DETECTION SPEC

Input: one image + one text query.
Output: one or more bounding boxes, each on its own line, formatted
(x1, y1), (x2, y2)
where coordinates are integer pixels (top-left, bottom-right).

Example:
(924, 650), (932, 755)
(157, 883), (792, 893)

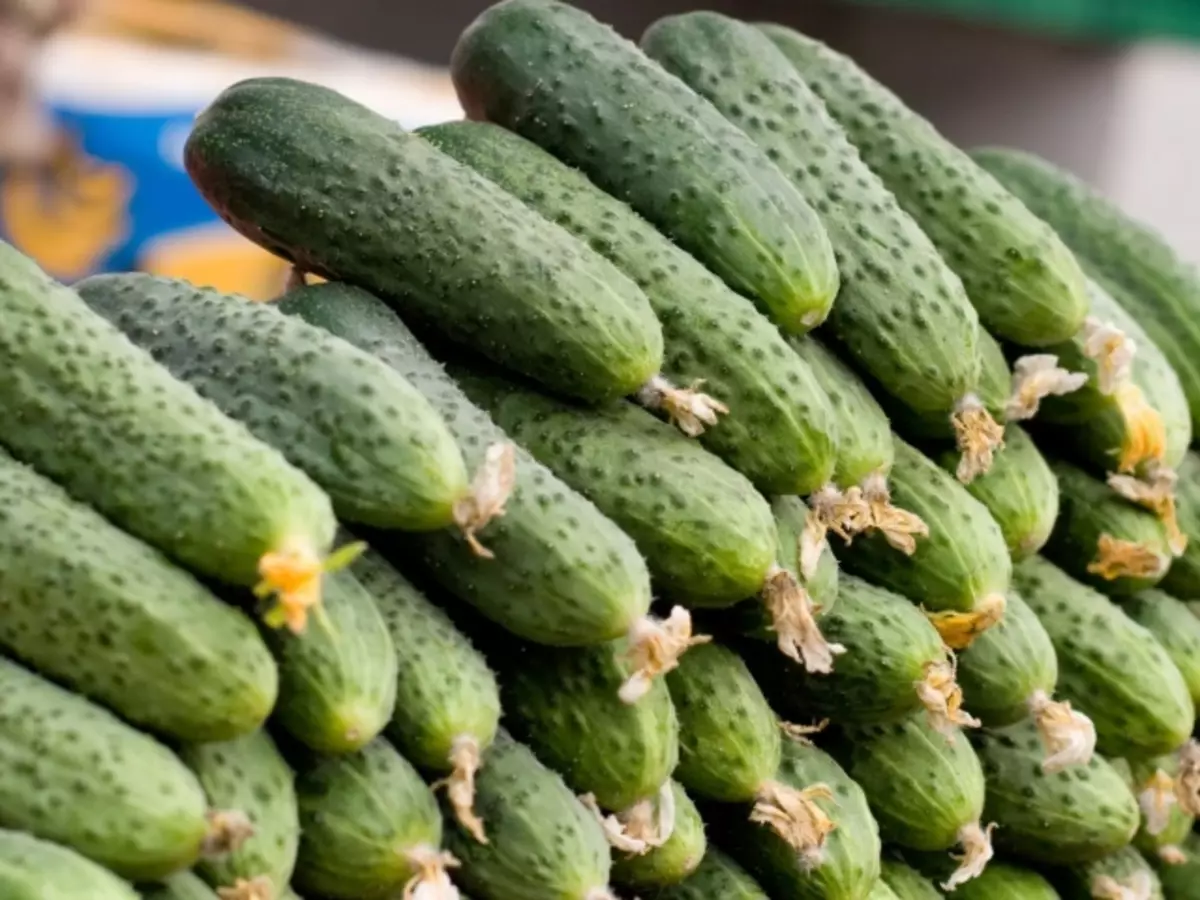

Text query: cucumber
(610, 780), (706, 889)
(760, 28), (1088, 348)
(142, 873), (219, 900)
(940, 861), (1060, 900)
(880, 859), (941, 900)
(871, 883), (901, 900)
(1112, 755), (1196, 866)
(1054, 846), (1164, 900)
(187, 79), (665, 406)
(973, 718), (1138, 863)
(1157, 833), (1200, 897)
(0, 241), (336, 632)
(264, 567), (396, 755)
(277, 282), (652, 647)
(0, 656), (214, 880)
(1013, 556), (1195, 759)
(0, 446), (276, 742)
(834, 437), (1011, 649)
(418, 119), (839, 497)
(646, 849), (769, 900)
(180, 731), (299, 898)
(939, 425), (1059, 560)
(0, 829), (139, 900)
(1160, 452), (1200, 597)
(1044, 459), (1174, 596)
(713, 735), (881, 900)
(291, 738), (453, 900)
(349, 547), (499, 842)
(642, 14), (1003, 485)
(835, 711), (992, 890)
(1124, 590), (1200, 706)
(972, 146), (1200, 431)
(450, 0), (839, 333)
(442, 731), (616, 900)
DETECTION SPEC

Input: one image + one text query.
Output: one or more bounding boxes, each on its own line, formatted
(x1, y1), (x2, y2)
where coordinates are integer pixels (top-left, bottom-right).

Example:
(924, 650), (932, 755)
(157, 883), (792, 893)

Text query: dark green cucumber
(1124, 589), (1200, 706)
(0, 446), (276, 742)
(0, 656), (211, 880)
(713, 736), (881, 900)
(942, 861), (1060, 900)
(973, 719), (1138, 863)
(418, 119), (838, 496)
(0, 241), (335, 632)
(1113, 755), (1196, 866)
(1161, 452), (1200, 597)
(646, 849), (769, 900)
(180, 731), (299, 898)
(292, 738), (452, 900)
(1013, 556), (1194, 759)
(76, 273), (466, 532)
(449, 366), (776, 606)
(1054, 846), (1164, 900)
(760, 28), (1087, 348)
(187, 79), (663, 405)
(443, 731), (615, 900)
(0, 830), (139, 900)
(264, 567), (397, 755)
(142, 873), (219, 900)
(611, 780), (706, 889)
(1044, 459), (1174, 596)
(1157, 832), (1200, 897)
(277, 283), (652, 647)
(973, 146), (1200, 429)
(450, 0), (838, 334)
(880, 859), (941, 900)
(939, 425), (1059, 560)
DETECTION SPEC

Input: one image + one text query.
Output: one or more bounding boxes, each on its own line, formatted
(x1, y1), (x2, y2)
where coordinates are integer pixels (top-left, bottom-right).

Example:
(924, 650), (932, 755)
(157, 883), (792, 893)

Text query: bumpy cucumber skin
(611, 780), (706, 889)
(940, 425), (1059, 561)
(0, 241), (333, 591)
(1044, 459), (1173, 596)
(451, 0), (839, 333)
(141, 872), (219, 900)
(762, 29), (1087, 348)
(278, 283), (652, 647)
(181, 731), (299, 896)
(187, 79), (662, 405)
(666, 642), (780, 802)
(949, 862), (1061, 900)
(646, 848), (769, 900)
(746, 575), (945, 725)
(956, 591), (1057, 726)
(645, 14), (979, 419)
(77, 273), (466, 531)
(443, 732), (613, 900)
(0, 829), (139, 900)
(1014, 556), (1194, 759)
(714, 738), (881, 900)
(1156, 832), (1200, 898)
(0, 657), (209, 881)
(974, 146), (1200, 429)
(880, 859), (942, 900)
(292, 738), (442, 899)
(349, 548), (499, 775)
(452, 367), (776, 606)
(837, 711), (985, 851)
(1054, 846), (1164, 900)
(1161, 452), (1200, 597)
(0, 448), (276, 742)
(836, 437), (1011, 613)
(265, 568), (397, 755)
(974, 719), (1138, 862)
(419, 120), (838, 497)
(1124, 589), (1200, 706)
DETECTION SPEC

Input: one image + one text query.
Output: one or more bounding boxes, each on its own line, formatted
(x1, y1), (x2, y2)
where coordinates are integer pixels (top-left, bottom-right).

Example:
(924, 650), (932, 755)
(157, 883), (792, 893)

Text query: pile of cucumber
(5, 2), (1200, 898)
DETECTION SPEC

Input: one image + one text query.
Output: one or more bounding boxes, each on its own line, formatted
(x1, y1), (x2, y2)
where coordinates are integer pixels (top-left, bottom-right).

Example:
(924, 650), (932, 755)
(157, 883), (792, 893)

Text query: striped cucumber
(277, 283), (653, 647)
(646, 849), (769, 900)
(142, 873), (220, 900)
(419, 119), (839, 496)
(450, 0), (839, 333)
(610, 780), (707, 890)
(1160, 452), (1200, 597)
(880, 859), (941, 900)
(1054, 847), (1164, 900)
(0, 830), (139, 900)
(1124, 590), (1200, 706)
(0, 241), (336, 632)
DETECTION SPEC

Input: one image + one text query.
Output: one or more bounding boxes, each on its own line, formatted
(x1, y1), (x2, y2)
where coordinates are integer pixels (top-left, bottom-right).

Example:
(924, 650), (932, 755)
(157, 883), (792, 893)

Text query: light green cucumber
(1124, 589), (1200, 705)
(1111, 755), (1196, 866)
(761, 28), (1087, 348)
(141, 873), (218, 900)
(263, 567), (397, 754)
(0, 242), (335, 630)
(0, 829), (139, 900)
(611, 780), (706, 889)
(713, 736), (881, 900)
(1044, 459), (1174, 596)
(870, 882), (900, 900)
(450, 1), (839, 333)
(180, 731), (299, 898)
(1013, 556), (1194, 759)
(278, 282), (652, 647)
(646, 849), (770, 900)
(1157, 832), (1200, 898)
(880, 859), (941, 900)
(418, 119), (839, 496)
(442, 731), (615, 900)
(0, 446), (276, 742)
(292, 738), (450, 900)
(942, 861), (1060, 900)
(1055, 847), (1164, 900)
(1161, 452), (1200, 597)
(0, 656), (212, 881)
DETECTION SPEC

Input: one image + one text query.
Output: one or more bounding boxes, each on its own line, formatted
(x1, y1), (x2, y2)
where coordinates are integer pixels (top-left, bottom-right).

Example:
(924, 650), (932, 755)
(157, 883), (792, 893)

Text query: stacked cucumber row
(4, 2), (1200, 899)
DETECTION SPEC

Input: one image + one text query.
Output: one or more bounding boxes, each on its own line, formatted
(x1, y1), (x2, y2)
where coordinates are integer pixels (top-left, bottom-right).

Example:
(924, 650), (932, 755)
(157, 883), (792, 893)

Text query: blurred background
(4, 0), (1197, 297)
